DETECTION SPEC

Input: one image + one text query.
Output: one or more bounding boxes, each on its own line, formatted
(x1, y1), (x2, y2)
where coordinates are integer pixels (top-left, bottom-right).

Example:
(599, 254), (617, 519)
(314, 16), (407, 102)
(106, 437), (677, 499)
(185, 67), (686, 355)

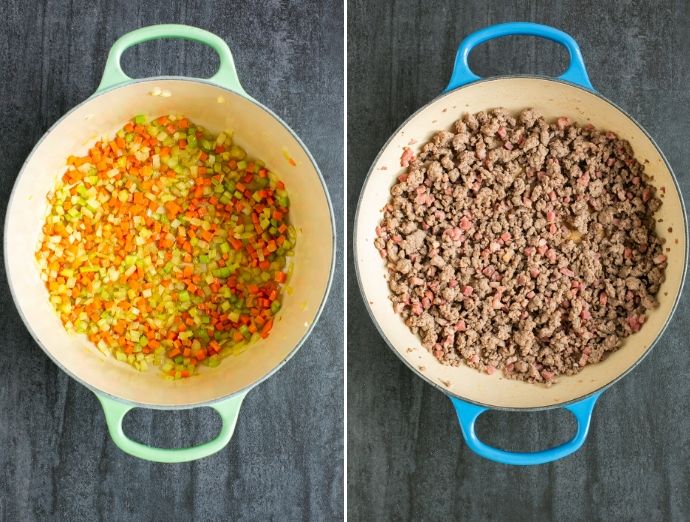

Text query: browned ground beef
(375, 108), (667, 385)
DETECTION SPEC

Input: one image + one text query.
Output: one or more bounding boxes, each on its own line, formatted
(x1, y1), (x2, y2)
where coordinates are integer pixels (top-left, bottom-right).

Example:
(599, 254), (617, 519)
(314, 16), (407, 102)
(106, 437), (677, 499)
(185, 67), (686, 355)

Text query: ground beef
(376, 108), (667, 385)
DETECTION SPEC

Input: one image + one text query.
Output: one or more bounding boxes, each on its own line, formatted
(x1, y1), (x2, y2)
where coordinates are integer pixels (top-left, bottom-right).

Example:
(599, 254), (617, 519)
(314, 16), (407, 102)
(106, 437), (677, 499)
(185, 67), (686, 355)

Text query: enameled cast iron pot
(5, 25), (335, 462)
(354, 23), (686, 465)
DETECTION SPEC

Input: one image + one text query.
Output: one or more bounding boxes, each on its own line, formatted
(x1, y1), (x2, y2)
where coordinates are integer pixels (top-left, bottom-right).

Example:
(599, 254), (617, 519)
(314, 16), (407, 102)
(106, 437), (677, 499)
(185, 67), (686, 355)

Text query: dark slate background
(0, 1), (343, 520)
(348, 1), (689, 520)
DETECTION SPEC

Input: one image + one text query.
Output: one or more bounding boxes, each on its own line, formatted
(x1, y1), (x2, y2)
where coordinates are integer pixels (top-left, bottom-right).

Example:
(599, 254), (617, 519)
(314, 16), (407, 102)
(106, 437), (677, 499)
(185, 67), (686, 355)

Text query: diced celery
(212, 267), (232, 278)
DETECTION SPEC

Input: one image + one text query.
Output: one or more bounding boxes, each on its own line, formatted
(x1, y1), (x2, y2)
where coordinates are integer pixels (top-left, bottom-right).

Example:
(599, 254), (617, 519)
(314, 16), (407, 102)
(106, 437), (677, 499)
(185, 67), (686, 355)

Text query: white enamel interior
(6, 79), (334, 408)
(355, 77), (686, 409)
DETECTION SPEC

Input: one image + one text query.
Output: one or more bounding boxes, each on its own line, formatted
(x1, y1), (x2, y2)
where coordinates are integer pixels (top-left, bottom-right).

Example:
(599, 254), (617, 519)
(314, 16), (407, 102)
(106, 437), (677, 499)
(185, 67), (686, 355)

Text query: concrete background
(348, 1), (689, 520)
(0, 1), (343, 520)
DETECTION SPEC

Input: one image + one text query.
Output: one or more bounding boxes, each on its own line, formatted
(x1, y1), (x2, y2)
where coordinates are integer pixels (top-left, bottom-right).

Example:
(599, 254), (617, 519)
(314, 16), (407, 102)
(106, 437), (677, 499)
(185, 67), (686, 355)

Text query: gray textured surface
(0, 1), (343, 520)
(348, 1), (689, 520)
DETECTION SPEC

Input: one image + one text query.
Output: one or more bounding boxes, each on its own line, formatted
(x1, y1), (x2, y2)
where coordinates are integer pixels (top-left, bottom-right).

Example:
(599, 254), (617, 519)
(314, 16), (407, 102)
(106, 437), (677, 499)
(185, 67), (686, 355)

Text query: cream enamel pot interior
(5, 25), (335, 463)
(354, 23), (686, 465)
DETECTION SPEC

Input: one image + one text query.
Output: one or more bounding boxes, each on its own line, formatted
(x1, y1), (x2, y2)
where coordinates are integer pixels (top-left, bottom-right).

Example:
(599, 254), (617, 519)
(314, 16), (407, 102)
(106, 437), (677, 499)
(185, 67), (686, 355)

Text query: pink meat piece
(556, 117), (571, 130)
(459, 216), (473, 230)
(627, 315), (641, 332)
(400, 147), (414, 167)
(541, 370), (555, 381)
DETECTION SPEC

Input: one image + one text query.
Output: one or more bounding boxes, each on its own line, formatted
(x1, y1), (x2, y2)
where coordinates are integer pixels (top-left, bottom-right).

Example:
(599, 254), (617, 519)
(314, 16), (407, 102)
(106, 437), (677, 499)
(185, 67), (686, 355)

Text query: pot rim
(353, 74), (688, 412)
(5, 76), (337, 410)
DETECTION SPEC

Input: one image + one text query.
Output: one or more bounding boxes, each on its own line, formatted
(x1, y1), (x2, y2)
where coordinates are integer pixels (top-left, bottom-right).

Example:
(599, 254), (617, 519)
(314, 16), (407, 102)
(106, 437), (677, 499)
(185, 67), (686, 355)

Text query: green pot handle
(96, 391), (247, 463)
(96, 24), (246, 95)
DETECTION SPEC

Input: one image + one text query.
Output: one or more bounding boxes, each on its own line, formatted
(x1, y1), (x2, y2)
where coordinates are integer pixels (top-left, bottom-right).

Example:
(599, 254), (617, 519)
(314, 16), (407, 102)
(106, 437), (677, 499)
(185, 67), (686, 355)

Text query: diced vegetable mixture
(36, 115), (295, 379)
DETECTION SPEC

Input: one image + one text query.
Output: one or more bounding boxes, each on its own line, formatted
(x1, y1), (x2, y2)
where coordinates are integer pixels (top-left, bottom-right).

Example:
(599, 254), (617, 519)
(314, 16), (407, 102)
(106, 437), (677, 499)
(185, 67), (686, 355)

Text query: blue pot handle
(450, 391), (602, 465)
(446, 22), (593, 92)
